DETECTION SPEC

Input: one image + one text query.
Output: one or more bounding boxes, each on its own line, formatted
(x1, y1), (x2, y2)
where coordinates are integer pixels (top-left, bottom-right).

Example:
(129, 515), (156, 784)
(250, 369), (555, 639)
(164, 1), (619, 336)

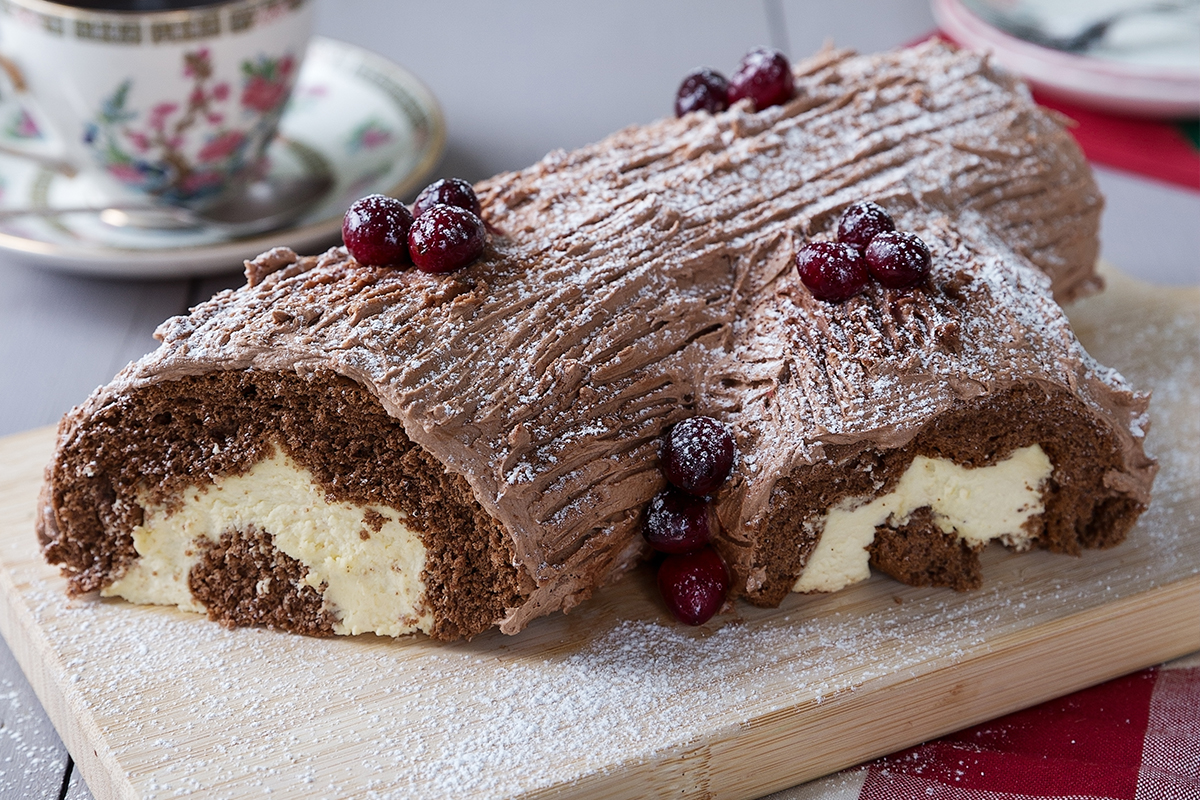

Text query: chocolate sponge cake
(37, 42), (1155, 639)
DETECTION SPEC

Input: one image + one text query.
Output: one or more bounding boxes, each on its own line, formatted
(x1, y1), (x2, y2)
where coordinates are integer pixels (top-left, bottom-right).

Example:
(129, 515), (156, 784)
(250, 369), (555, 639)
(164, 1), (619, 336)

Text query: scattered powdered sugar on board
(0, 581), (1116, 797)
(0, 640), (69, 797)
(1064, 266), (1200, 558)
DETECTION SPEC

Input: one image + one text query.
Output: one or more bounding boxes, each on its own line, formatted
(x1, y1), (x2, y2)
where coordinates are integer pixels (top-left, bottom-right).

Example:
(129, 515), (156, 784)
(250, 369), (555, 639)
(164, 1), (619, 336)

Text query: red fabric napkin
(769, 654), (1200, 799)
(1031, 93), (1200, 192)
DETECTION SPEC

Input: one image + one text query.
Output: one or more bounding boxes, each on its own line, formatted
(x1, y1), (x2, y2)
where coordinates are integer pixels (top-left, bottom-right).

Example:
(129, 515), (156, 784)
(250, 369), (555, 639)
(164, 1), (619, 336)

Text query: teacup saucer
(0, 37), (445, 278)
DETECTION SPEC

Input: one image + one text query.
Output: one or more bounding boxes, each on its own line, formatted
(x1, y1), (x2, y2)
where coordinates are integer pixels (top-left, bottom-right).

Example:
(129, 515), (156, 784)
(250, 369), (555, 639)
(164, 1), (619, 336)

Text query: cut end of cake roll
(38, 370), (537, 640)
(708, 213), (1156, 607)
(727, 379), (1154, 607)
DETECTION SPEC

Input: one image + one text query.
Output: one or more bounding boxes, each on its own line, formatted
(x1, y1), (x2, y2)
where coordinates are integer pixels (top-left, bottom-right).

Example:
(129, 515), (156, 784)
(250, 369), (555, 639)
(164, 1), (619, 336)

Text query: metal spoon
(0, 172), (335, 238)
(967, 0), (1199, 54)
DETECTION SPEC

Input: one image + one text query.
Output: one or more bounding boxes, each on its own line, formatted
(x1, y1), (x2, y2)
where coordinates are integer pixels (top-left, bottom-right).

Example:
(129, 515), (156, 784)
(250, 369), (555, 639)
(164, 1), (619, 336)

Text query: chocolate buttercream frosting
(39, 42), (1154, 637)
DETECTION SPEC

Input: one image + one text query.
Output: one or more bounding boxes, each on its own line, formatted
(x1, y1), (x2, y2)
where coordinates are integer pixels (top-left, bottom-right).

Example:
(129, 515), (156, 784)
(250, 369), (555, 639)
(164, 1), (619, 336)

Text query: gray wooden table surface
(1, 1), (1197, 797)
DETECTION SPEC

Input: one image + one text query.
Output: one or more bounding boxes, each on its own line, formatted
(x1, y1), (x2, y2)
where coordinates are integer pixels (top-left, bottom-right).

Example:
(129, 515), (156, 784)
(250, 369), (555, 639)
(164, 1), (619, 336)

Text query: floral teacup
(0, 0), (313, 206)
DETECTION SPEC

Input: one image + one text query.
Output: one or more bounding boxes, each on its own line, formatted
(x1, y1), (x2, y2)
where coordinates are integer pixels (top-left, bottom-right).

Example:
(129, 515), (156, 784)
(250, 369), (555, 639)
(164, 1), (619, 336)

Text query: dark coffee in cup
(49, 1), (223, 10)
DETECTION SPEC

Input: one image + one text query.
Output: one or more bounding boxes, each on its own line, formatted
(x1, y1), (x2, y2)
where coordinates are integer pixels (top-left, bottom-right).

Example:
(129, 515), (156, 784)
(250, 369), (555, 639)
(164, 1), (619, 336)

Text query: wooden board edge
(541, 573), (1200, 800)
(0, 426), (136, 800)
(0, 575), (138, 800)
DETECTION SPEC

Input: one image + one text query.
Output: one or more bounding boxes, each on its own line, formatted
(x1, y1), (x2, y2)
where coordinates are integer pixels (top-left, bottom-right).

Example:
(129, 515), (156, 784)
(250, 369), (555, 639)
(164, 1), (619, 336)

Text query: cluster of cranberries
(645, 416), (736, 626)
(341, 178), (486, 274)
(675, 47), (794, 117)
(795, 202), (932, 302)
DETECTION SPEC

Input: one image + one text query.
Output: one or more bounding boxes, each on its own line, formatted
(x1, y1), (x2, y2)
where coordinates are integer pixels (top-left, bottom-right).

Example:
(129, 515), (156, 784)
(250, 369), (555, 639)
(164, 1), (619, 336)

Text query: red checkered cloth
(768, 653), (1200, 800)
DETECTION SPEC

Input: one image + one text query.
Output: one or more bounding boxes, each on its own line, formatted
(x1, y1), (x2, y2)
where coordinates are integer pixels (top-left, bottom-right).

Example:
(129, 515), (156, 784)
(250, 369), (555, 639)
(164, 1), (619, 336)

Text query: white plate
(933, 0), (1200, 118)
(0, 37), (445, 278)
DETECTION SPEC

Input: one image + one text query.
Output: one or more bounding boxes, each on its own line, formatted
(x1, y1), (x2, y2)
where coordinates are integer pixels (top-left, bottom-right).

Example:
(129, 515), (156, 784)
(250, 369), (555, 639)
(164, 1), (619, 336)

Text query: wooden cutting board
(1, 264), (1197, 800)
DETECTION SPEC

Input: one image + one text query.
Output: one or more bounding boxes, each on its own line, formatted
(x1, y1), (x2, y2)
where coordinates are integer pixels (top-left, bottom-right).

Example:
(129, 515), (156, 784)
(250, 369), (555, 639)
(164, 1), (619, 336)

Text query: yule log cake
(37, 42), (1155, 640)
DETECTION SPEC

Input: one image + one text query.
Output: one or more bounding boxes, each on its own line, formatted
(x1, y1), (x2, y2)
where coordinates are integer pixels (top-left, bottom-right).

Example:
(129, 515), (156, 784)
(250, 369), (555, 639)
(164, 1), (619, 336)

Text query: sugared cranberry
(837, 201), (896, 252)
(661, 416), (736, 497)
(342, 194), (413, 267)
(796, 241), (870, 301)
(864, 231), (932, 289)
(675, 68), (730, 116)
(644, 489), (715, 554)
(727, 47), (794, 111)
(407, 204), (486, 274)
(412, 177), (482, 220)
(657, 547), (730, 626)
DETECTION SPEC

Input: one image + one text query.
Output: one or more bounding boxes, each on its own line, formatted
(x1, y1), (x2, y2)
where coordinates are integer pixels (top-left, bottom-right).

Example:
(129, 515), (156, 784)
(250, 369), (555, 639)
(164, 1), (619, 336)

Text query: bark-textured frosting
(42, 42), (1151, 634)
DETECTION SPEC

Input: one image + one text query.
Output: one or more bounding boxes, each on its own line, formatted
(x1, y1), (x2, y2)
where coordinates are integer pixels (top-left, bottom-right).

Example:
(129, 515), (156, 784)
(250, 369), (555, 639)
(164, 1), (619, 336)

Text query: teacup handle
(0, 53), (26, 92)
(0, 52), (78, 177)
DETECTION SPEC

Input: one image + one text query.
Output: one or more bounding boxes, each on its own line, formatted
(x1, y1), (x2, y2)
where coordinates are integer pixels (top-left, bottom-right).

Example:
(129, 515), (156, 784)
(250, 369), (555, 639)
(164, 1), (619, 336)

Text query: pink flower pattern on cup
(198, 130), (246, 163)
(346, 118), (393, 153)
(240, 54), (295, 112)
(6, 108), (43, 140)
(84, 48), (297, 204)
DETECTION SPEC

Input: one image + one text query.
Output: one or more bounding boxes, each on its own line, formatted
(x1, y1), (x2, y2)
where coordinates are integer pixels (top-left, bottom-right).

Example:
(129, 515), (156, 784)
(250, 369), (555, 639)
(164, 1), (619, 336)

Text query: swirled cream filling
(794, 445), (1053, 593)
(102, 448), (433, 637)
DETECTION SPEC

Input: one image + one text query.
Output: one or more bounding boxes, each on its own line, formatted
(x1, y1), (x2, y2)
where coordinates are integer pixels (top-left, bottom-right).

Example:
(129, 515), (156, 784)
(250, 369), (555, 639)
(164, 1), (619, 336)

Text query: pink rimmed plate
(933, 0), (1200, 118)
